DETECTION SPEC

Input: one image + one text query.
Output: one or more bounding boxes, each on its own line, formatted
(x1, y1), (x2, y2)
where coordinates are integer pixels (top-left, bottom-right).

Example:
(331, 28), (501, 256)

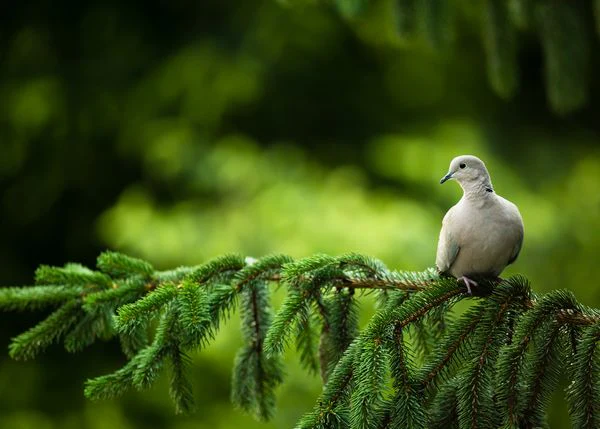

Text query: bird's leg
(458, 276), (478, 295)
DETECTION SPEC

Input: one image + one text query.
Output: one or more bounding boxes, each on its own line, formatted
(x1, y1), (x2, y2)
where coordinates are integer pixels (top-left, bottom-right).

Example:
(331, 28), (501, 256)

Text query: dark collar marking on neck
(485, 187), (494, 193)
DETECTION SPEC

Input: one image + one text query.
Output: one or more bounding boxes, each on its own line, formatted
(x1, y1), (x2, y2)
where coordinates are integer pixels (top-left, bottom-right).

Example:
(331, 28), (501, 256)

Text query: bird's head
(440, 155), (491, 187)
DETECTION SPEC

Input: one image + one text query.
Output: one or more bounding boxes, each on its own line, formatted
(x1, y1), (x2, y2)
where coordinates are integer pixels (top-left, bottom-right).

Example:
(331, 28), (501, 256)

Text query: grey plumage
(436, 155), (524, 292)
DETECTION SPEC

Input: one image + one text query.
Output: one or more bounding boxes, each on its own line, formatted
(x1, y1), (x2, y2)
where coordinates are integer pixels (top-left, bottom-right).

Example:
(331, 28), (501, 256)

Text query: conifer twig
(2, 252), (600, 427)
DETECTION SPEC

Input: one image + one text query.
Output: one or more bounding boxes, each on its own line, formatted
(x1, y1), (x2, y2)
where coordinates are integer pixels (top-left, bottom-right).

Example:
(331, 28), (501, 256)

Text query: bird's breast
(449, 204), (521, 278)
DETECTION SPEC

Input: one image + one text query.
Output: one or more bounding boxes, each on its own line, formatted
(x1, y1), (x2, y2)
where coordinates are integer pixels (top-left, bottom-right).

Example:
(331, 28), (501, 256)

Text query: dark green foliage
(296, 306), (320, 374)
(231, 262), (284, 421)
(456, 279), (531, 429)
(385, 325), (425, 429)
(514, 319), (563, 427)
(64, 308), (114, 352)
(82, 276), (148, 312)
(567, 322), (600, 429)
(9, 300), (82, 360)
(301, 277), (464, 428)
(535, 1), (590, 114)
(419, 0), (454, 49)
(188, 253), (246, 285)
(299, 342), (358, 428)
(428, 376), (459, 429)
(263, 287), (305, 355)
(333, 0), (597, 113)
(84, 357), (139, 400)
(393, 0), (417, 39)
(334, 0), (369, 20)
(265, 255), (337, 357)
(3, 252), (600, 427)
(177, 281), (211, 348)
(320, 288), (359, 380)
(119, 321), (149, 359)
(0, 285), (83, 311)
(508, 0), (532, 30)
(232, 346), (284, 421)
(114, 283), (178, 335)
(97, 251), (154, 278)
(418, 302), (486, 389)
(131, 305), (180, 390)
(482, 0), (519, 99)
(169, 345), (195, 414)
(595, 0), (600, 37)
(35, 263), (112, 287)
(350, 338), (389, 428)
(496, 289), (580, 426)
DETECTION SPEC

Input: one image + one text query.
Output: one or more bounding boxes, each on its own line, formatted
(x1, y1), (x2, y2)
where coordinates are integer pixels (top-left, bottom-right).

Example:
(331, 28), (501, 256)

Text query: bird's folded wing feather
(436, 213), (460, 274)
(507, 230), (523, 265)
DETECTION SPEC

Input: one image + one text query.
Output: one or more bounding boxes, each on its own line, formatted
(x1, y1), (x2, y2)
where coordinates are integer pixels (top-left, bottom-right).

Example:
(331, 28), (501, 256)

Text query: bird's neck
(460, 177), (494, 201)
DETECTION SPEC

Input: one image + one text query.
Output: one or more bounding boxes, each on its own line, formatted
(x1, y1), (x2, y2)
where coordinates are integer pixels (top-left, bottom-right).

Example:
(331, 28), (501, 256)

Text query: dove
(436, 155), (524, 294)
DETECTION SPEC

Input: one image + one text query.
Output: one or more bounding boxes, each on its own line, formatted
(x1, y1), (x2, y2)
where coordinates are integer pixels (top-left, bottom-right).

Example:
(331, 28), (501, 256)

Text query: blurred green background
(1, 0), (599, 428)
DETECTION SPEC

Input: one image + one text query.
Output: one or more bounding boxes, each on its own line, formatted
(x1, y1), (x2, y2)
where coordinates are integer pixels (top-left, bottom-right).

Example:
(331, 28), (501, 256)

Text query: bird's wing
(507, 224), (524, 266)
(499, 197), (524, 267)
(436, 210), (460, 274)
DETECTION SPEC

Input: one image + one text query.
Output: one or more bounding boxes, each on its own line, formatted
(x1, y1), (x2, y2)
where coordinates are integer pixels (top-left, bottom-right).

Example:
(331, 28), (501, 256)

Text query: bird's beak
(440, 172), (453, 184)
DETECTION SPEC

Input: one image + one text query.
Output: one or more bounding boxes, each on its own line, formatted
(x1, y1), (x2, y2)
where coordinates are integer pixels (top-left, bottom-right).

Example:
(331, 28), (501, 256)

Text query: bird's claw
(459, 276), (478, 295)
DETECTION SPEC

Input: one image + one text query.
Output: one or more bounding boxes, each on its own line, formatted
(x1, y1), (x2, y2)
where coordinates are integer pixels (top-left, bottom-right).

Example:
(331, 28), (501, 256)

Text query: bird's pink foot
(459, 276), (478, 295)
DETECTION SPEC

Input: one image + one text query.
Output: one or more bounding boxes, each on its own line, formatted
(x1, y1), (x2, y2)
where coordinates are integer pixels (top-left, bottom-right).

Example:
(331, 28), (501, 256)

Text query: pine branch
(169, 345), (195, 415)
(9, 300), (82, 360)
(383, 324), (425, 429)
(515, 319), (564, 427)
(410, 299), (449, 363)
(231, 268), (283, 421)
(350, 337), (389, 429)
(177, 281), (211, 348)
(368, 278), (463, 339)
(4, 251), (600, 427)
(567, 322), (600, 429)
(234, 253), (293, 291)
(187, 253), (246, 285)
(64, 307), (113, 352)
(119, 321), (149, 358)
(296, 342), (357, 428)
(268, 255), (433, 292)
(427, 376), (460, 429)
(303, 279), (462, 427)
(85, 356), (140, 400)
(264, 288), (309, 356)
(175, 254), (248, 349)
(265, 254), (338, 357)
(496, 289), (581, 426)
(35, 263), (112, 287)
(296, 305), (320, 374)
(457, 278), (531, 429)
(114, 283), (178, 335)
(419, 302), (487, 388)
(82, 277), (148, 312)
(0, 285), (83, 311)
(132, 305), (179, 390)
(97, 251), (154, 278)
(320, 288), (358, 381)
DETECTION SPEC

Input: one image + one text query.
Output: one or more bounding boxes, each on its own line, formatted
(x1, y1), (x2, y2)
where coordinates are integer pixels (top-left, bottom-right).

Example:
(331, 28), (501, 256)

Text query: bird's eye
(459, 163), (466, 169)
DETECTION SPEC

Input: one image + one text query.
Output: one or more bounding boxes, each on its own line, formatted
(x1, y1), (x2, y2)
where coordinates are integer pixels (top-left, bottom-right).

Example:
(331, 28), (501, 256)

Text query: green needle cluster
(1, 251), (600, 428)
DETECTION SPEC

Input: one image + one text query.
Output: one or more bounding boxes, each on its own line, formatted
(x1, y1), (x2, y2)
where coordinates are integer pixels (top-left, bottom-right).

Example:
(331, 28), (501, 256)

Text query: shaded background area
(1, 0), (599, 427)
